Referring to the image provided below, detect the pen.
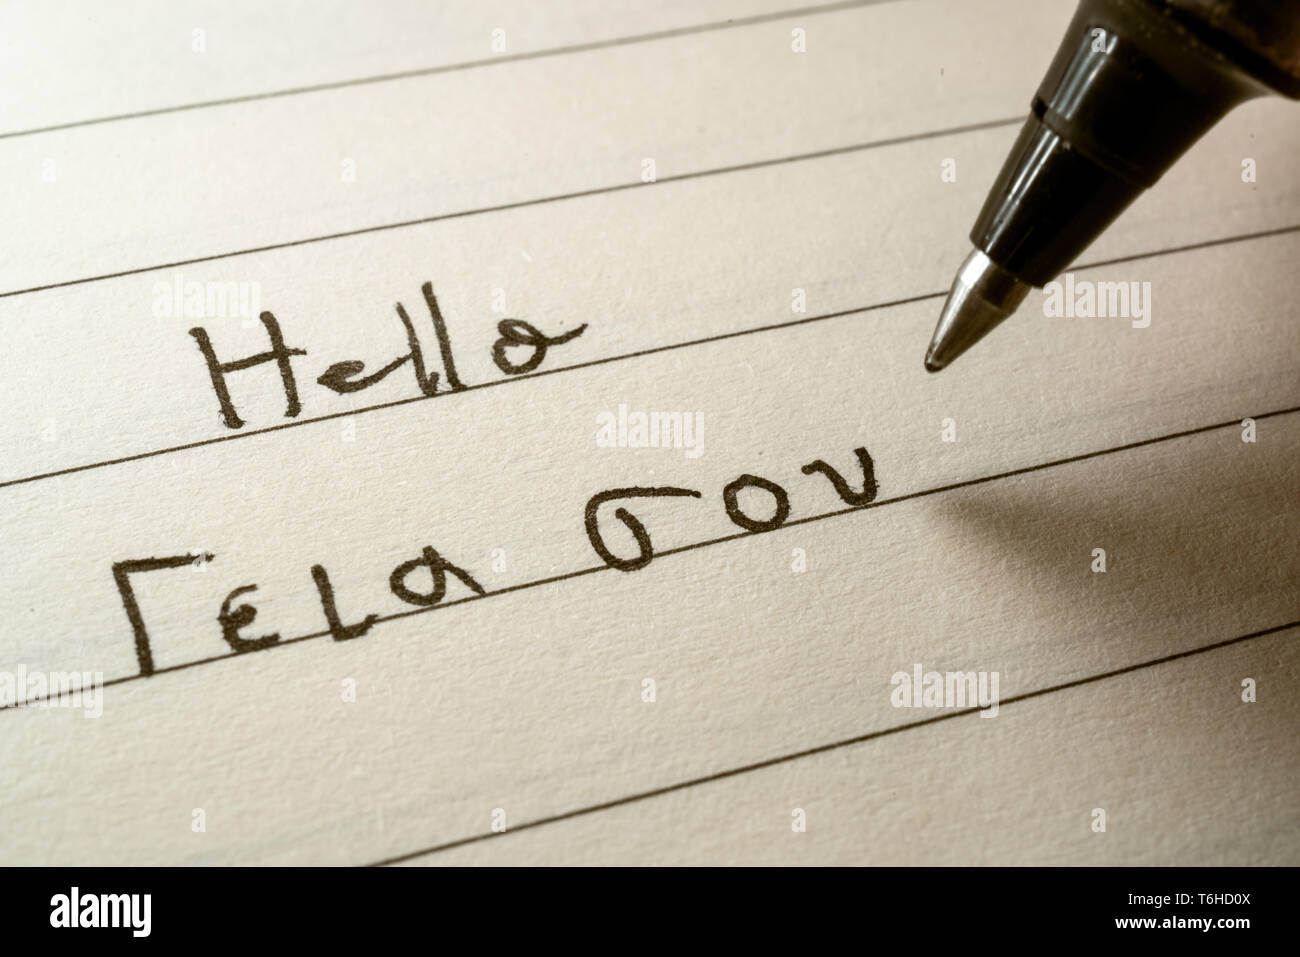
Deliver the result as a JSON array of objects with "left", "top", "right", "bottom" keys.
[{"left": 924, "top": 0, "right": 1300, "bottom": 372}]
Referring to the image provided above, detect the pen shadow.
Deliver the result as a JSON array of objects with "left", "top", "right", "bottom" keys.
[{"left": 925, "top": 451, "right": 1297, "bottom": 657}]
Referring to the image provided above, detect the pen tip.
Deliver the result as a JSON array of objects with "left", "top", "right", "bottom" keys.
[{"left": 923, "top": 249, "right": 1031, "bottom": 373}]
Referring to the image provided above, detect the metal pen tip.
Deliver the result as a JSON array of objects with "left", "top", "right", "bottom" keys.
[{"left": 924, "top": 249, "right": 1031, "bottom": 373}]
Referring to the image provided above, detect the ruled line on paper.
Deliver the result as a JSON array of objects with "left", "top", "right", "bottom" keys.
[
  {"left": 0, "top": 0, "right": 898, "bottom": 142},
  {"left": 367, "top": 618, "right": 1299, "bottom": 865},
  {"left": 5, "top": 402, "right": 1295, "bottom": 713},
  {"left": 3, "top": 221, "right": 1296, "bottom": 493},
  {"left": 0, "top": 116, "right": 1023, "bottom": 302}
]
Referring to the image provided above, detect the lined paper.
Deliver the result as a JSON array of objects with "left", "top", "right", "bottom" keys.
[{"left": 1, "top": 0, "right": 1296, "bottom": 865}]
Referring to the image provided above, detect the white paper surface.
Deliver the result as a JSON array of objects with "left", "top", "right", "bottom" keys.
[{"left": 1, "top": 0, "right": 1297, "bottom": 865}]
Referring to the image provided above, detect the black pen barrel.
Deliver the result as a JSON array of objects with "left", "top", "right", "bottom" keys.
[{"left": 972, "top": 0, "right": 1299, "bottom": 288}]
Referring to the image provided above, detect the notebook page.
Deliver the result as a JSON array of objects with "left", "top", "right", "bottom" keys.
[{"left": 1, "top": 0, "right": 1296, "bottom": 866}]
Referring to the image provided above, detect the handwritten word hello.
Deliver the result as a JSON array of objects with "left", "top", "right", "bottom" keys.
[{"left": 189, "top": 282, "right": 586, "bottom": 429}]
